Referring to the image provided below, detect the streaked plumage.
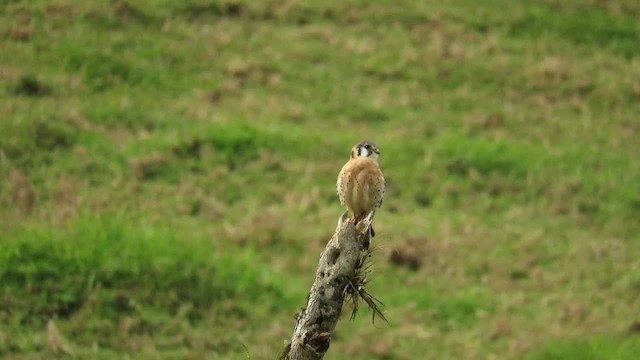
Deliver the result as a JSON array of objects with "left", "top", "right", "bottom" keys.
[{"left": 337, "top": 140, "right": 385, "bottom": 235}]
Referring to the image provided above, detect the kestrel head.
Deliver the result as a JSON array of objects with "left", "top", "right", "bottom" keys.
[{"left": 350, "top": 140, "right": 380, "bottom": 160}]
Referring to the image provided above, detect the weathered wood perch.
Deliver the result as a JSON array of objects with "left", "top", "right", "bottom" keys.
[{"left": 282, "top": 213, "right": 385, "bottom": 360}]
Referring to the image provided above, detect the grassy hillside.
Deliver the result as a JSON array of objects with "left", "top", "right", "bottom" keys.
[{"left": 1, "top": 0, "right": 640, "bottom": 359}]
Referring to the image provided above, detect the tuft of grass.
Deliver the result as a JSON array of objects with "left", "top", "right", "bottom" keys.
[
  {"left": 525, "top": 336, "right": 640, "bottom": 360},
  {"left": 0, "top": 213, "right": 285, "bottom": 327},
  {"left": 0, "top": 118, "right": 79, "bottom": 169},
  {"left": 509, "top": 4, "right": 640, "bottom": 58},
  {"left": 434, "top": 288, "right": 495, "bottom": 327},
  {"left": 438, "top": 136, "right": 536, "bottom": 179}
]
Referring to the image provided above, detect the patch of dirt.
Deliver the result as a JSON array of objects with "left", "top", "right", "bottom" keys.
[
  {"left": 562, "top": 302, "right": 587, "bottom": 323},
  {"left": 47, "top": 320, "right": 74, "bottom": 355},
  {"left": 131, "top": 152, "right": 170, "bottom": 180},
  {"left": 224, "top": 58, "right": 280, "bottom": 86},
  {"left": 172, "top": 138, "right": 202, "bottom": 159},
  {"left": 113, "top": 0, "right": 152, "bottom": 24},
  {"left": 388, "top": 236, "right": 430, "bottom": 271},
  {"left": 534, "top": 56, "right": 569, "bottom": 81},
  {"left": 205, "top": 89, "right": 222, "bottom": 104},
  {"left": 488, "top": 316, "right": 512, "bottom": 340},
  {"left": 7, "top": 25, "right": 32, "bottom": 41},
  {"left": 628, "top": 321, "right": 640, "bottom": 334},
  {"left": 221, "top": 207, "right": 283, "bottom": 247},
  {"left": 10, "top": 169, "right": 36, "bottom": 213},
  {"left": 54, "top": 175, "right": 81, "bottom": 223},
  {"left": 181, "top": 1, "right": 246, "bottom": 20},
  {"left": 5, "top": 7, "right": 33, "bottom": 41},
  {"left": 13, "top": 75, "right": 51, "bottom": 97},
  {"left": 45, "top": 4, "right": 75, "bottom": 18},
  {"left": 388, "top": 248, "right": 422, "bottom": 271},
  {"left": 34, "top": 119, "right": 76, "bottom": 150}
]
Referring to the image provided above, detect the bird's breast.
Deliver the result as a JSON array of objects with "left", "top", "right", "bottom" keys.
[{"left": 337, "top": 158, "right": 384, "bottom": 214}]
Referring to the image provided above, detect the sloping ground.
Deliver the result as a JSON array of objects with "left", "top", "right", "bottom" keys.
[{"left": 1, "top": 0, "right": 639, "bottom": 358}]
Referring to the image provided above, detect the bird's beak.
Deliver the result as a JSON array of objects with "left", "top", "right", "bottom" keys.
[{"left": 374, "top": 148, "right": 380, "bottom": 155}]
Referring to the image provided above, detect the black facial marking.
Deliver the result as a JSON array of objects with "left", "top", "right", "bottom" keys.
[{"left": 356, "top": 140, "right": 378, "bottom": 150}]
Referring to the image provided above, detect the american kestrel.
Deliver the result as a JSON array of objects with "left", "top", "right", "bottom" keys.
[{"left": 337, "top": 140, "right": 385, "bottom": 236}]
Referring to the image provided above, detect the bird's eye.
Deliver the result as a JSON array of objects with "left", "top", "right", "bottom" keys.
[{"left": 364, "top": 144, "right": 370, "bottom": 149}]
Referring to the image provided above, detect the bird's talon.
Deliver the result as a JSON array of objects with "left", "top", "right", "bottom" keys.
[{"left": 355, "top": 221, "right": 368, "bottom": 234}]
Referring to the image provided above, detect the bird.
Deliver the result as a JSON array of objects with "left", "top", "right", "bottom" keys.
[{"left": 337, "top": 140, "right": 385, "bottom": 236}]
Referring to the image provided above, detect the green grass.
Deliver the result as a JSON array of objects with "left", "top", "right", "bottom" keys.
[
  {"left": 1, "top": 0, "right": 640, "bottom": 358},
  {"left": 0, "top": 213, "right": 290, "bottom": 357},
  {"left": 525, "top": 336, "right": 640, "bottom": 360}
]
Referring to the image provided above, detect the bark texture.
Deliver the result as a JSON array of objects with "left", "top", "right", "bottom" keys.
[{"left": 284, "top": 213, "right": 372, "bottom": 360}]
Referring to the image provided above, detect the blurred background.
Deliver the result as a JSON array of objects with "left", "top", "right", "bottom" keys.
[{"left": 1, "top": 0, "right": 639, "bottom": 359}]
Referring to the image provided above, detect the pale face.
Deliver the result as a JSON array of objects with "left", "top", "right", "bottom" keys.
[{"left": 353, "top": 140, "right": 380, "bottom": 159}]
